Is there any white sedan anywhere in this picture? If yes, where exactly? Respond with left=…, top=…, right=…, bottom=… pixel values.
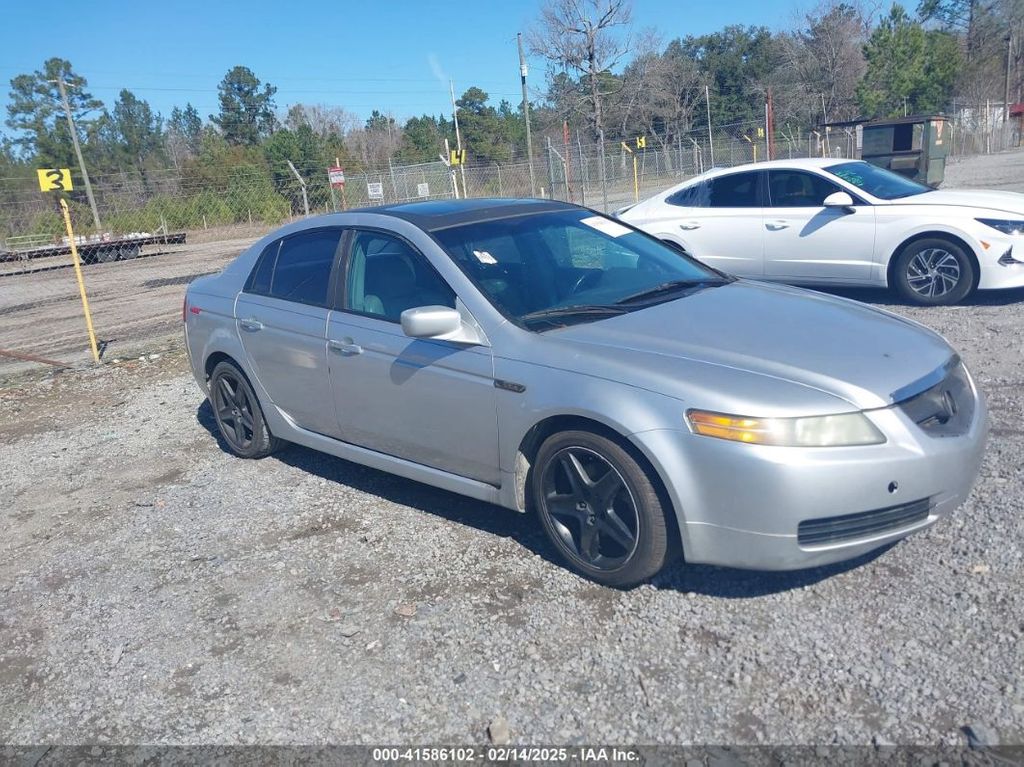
left=617, top=158, right=1024, bottom=305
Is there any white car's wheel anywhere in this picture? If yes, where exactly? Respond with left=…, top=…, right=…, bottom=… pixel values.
left=893, top=238, right=975, bottom=306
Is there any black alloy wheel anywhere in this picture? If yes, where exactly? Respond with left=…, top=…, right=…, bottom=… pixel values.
left=208, top=360, right=281, bottom=458
left=534, top=430, right=671, bottom=587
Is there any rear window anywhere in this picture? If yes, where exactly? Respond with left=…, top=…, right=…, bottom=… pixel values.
left=244, top=228, right=342, bottom=307
left=666, top=183, right=707, bottom=207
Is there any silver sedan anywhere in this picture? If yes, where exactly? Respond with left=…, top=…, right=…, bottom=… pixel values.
left=184, top=199, right=988, bottom=586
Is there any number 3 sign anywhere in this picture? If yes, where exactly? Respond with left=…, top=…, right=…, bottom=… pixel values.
left=37, top=168, right=73, bottom=192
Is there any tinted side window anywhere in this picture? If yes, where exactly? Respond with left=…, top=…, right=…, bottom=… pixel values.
left=768, top=170, right=842, bottom=208
left=245, top=241, right=278, bottom=294
left=266, top=229, right=342, bottom=306
left=708, top=172, right=760, bottom=207
left=666, top=182, right=707, bottom=207
left=344, top=231, right=455, bottom=323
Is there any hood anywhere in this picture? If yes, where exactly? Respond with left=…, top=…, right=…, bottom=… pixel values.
left=544, top=281, right=953, bottom=412
left=890, top=188, right=1024, bottom=216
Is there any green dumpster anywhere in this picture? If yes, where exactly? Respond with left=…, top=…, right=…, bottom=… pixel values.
left=860, top=115, right=950, bottom=187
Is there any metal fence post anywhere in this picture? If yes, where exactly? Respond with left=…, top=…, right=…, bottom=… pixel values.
left=599, top=129, right=608, bottom=213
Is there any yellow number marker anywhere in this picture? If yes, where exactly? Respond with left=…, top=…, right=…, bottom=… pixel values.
left=37, top=168, right=73, bottom=192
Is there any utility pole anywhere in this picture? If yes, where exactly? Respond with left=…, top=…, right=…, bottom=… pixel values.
left=1005, top=32, right=1013, bottom=123
left=705, top=85, right=715, bottom=167
left=450, top=80, right=467, bottom=196
left=517, top=33, right=537, bottom=197
left=53, top=75, right=101, bottom=232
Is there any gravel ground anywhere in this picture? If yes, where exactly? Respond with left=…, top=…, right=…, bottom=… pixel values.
left=945, top=148, right=1024, bottom=192
left=0, top=285, right=1022, bottom=748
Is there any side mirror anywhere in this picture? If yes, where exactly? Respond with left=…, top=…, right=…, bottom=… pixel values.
left=400, top=305, right=486, bottom=344
left=823, top=191, right=855, bottom=209
left=400, top=306, right=465, bottom=340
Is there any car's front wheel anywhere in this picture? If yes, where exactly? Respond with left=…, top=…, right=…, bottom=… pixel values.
left=533, top=430, right=672, bottom=587
left=209, top=360, right=282, bottom=458
left=893, top=238, right=975, bottom=305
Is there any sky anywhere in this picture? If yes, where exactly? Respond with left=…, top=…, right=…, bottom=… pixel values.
left=2, top=0, right=824, bottom=130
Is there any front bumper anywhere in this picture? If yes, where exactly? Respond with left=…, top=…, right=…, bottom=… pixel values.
left=632, top=386, right=988, bottom=571
left=973, top=237, right=1024, bottom=290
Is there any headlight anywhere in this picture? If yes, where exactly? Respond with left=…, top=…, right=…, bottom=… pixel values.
left=685, top=409, right=885, bottom=447
left=976, top=218, right=1024, bottom=235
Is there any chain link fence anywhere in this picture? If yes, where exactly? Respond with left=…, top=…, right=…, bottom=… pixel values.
left=1, top=113, right=1022, bottom=374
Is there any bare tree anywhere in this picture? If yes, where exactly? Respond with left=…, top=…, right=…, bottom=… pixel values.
left=530, top=0, right=634, bottom=137
left=781, top=0, right=871, bottom=123
left=610, top=30, right=702, bottom=165
left=285, top=103, right=358, bottom=139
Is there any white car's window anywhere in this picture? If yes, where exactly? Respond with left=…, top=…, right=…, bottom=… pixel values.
left=343, top=231, right=455, bottom=323
left=707, top=171, right=761, bottom=208
left=767, top=170, right=843, bottom=208
left=665, top=183, right=707, bottom=208
left=826, top=161, right=931, bottom=199
left=244, top=229, right=342, bottom=308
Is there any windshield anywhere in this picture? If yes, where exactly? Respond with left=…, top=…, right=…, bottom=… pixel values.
left=431, top=209, right=726, bottom=329
left=826, top=161, right=932, bottom=200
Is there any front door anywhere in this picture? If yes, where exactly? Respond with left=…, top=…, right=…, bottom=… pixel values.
left=762, top=169, right=876, bottom=282
left=327, top=229, right=500, bottom=485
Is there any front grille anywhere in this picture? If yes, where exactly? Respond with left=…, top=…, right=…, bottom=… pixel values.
left=897, top=360, right=975, bottom=437
left=798, top=498, right=931, bottom=546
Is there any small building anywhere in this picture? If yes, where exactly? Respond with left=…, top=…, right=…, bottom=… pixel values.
left=1008, top=103, right=1024, bottom=147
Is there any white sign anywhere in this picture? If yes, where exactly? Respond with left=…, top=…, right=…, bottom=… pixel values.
left=367, top=182, right=384, bottom=200
left=417, top=182, right=430, bottom=198
left=328, top=166, right=345, bottom=188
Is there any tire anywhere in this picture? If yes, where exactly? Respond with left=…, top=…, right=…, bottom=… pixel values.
left=95, top=246, right=119, bottom=264
left=208, top=360, right=282, bottom=459
left=532, top=430, right=672, bottom=587
left=893, top=237, right=975, bottom=306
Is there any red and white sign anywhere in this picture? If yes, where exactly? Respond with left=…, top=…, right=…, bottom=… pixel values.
left=328, top=166, right=346, bottom=189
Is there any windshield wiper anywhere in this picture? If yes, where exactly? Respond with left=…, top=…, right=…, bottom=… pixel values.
left=615, top=278, right=726, bottom=306
left=520, top=304, right=628, bottom=328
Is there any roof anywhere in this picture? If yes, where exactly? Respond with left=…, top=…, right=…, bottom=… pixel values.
left=351, top=197, right=578, bottom=231
left=863, top=114, right=949, bottom=127
left=697, top=157, right=854, bottom=177
left=822, top=114, right=949, bottom=128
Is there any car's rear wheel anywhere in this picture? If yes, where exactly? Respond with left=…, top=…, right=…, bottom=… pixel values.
left=533, top=430, right=671, bottom=587
left=893, top=238, right=974, bottom=305
left=209, top=360, right=282, bottom=458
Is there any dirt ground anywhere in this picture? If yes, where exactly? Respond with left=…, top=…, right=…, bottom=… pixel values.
left=0, top=238, right=254, bottom=379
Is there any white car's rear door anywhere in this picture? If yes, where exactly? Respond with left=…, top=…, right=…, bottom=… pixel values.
left=631, top=170, right=766, bottom=277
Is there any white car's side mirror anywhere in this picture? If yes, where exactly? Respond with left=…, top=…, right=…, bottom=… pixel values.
left=823, top=191, right=855, bottom=209
left=400, top=306, right=483, bottom=344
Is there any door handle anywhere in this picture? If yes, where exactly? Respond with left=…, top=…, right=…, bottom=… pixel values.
left=239, top=318, right=263, bottom=332
left=679, top=221, right=702, bottom=231
left=329, top=339, right=363, bottom=356
left=766, top=221, right=790, bottom=231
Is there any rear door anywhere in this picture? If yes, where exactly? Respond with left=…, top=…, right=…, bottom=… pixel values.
left=234, top=228, right=344, bottom=436
left=678, top=170, right=765, bottom=276
left=762, top=169, right=876, bottom=282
